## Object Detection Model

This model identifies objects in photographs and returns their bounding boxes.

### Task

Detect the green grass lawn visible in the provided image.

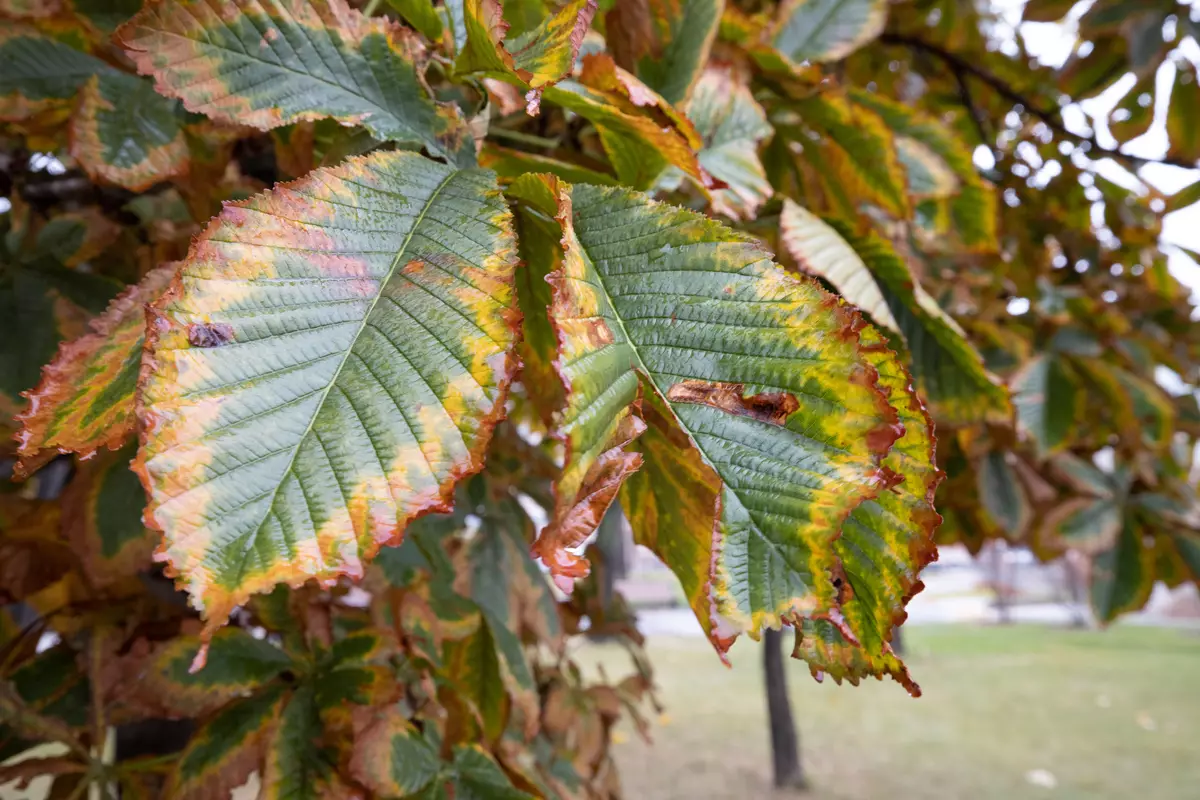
[579,625,1200,800]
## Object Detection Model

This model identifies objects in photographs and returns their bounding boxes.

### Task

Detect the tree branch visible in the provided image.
[880,32,1199,172]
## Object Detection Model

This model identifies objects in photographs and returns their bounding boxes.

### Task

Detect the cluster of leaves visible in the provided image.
[2,0,1199,795]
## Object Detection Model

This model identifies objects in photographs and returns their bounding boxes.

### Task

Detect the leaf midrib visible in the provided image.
[572,218,825,609]
[230,168,458,584]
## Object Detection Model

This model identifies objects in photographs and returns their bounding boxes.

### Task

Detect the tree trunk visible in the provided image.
[890,624,905,656]
[763,628,806,790]
[988,542,1012,624]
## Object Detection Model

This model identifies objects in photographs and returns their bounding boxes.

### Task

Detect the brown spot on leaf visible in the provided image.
[187,322,235,348]
[666,380,799,426]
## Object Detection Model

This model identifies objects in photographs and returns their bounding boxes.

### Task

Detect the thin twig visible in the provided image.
[879,32,1199,171]
[487,127,563,149]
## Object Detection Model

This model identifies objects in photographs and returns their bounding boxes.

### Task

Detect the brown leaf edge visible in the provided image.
[14,263,179,479]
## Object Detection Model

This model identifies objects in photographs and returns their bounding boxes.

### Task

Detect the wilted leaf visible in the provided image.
[17,264,176,478]
[772,0,888,65]
[542,53,708,190]
[117,0,470,161]
[136,151,519,647]
[686,64,774,221]
[145,628,293,717]
[165,684,287,800]
[607,0,722,105]
[793,325,939,695]
[456,0,597,114]
[535,180,919,663]
[349,707,441,797]
[778,201,1011,425]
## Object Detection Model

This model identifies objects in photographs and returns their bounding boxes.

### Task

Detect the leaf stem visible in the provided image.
[487,127,562,149]
[363,0,382,16]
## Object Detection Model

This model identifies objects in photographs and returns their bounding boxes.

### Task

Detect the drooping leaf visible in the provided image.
[117,0,470,161]
[606,0,722,105]
[792,325,939,696]
[444,619,510,743]
[541,53,708,190]
[686,64,774,221]
[778,201,1011,425]
[533,179,919,662]
[16,264,176,478]
[70,72,190,191]
[772,0,888,65]
[1012,354,1083,457]
[166,684,288,800]
[59,442,155,589]
[1039,453,1124,555]
[136,151,519,646]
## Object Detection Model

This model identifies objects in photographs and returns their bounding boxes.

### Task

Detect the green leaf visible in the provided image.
[17,264,176,478]
[135,151,519,646]
[444,620,509,743]
[977,450,1031,539]
[534,179,927,670]
[1168,65,1200,165]
[70,72,191,191]
[687,64,774,221]
[167,685,288,800]
[606,0,722,105]
[1012,354,1083,457]
[1022,0,1077,22]
[1090,517,1154,623]
[772,0,888,64]
[896,136,958,200]
[117,0,470,161]
[778,201,1011,425]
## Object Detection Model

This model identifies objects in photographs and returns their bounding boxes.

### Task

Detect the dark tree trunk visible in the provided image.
[763,628,806,790]
[596,503,627,609]
[890,624,905,656]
